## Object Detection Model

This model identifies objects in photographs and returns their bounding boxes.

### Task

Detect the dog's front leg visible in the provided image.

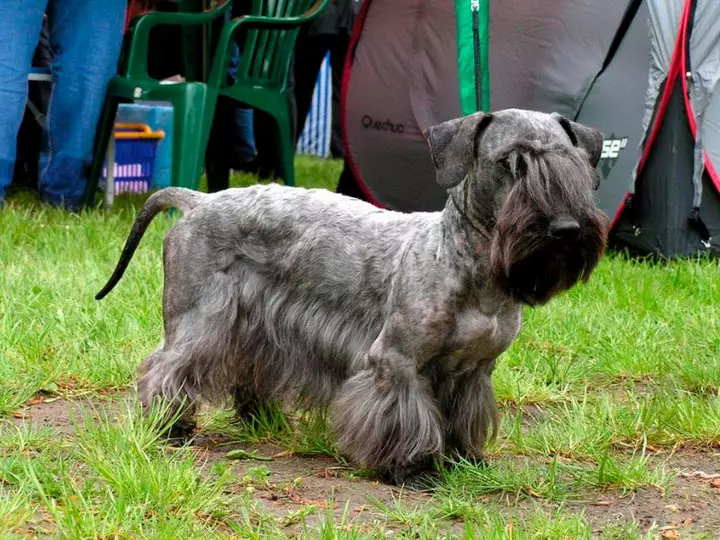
[439,360,498,466]
[332,328,444,487]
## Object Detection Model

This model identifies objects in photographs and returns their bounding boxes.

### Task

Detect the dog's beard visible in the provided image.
[489,205,607,306]
[487,150,608,306]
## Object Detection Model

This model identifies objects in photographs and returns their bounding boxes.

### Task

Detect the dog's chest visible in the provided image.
[447,305,522,363]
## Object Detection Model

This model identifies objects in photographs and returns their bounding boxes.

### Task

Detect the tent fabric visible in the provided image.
[685,0,720,201]
[621,0,720,203]
[342,0,463,211]
[487,1,630,117]
[702,83,720,193]
[639,0,682,147]
[610,0,720,256]
[342,0,720,257]
[574,0,651,221]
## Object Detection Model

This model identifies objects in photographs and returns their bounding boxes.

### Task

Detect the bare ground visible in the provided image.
[10,394,720,538]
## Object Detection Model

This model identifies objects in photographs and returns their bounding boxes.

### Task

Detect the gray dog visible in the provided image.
[96,108,607,486]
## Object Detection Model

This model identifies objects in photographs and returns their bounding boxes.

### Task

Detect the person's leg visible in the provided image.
[13,17,54,193]
[329,34,350,159]
[336,160,367,202]
[205,12,237,192]
[287,51,298,148]
[41,0,125,209]
[293,33,331,145]
[225,39,256,169]
[231,105,256,169]
[0,3,47,203]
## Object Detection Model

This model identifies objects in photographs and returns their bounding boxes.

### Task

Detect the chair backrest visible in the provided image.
[236,0,322,90]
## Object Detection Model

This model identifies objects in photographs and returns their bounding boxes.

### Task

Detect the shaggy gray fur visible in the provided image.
[96,108,608,486]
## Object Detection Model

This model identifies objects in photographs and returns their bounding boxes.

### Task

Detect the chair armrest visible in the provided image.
[241,0,330,27]
[123,1,234,78]
[206,0,330,86]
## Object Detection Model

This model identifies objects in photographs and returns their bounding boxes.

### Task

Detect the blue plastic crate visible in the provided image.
[116,103,174,189]
[102,123,165,194]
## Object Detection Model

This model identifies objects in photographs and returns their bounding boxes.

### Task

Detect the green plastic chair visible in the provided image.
[205,0,329,188]
[84,0,329,208]
[83,1,233,208]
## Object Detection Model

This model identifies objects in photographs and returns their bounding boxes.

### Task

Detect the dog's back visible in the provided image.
[193,184,437,307]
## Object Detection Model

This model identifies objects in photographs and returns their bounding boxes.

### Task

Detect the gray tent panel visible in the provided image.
[344,0,461,212]
[343,0,720,257]
[488,1,630,116]
[635,0,683,185]
[575,1,651,219]
[687,0,720,206]
[689,0,720,125]
[701,83,720,191]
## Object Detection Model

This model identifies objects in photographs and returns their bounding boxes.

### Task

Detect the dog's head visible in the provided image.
[423,108,608,306]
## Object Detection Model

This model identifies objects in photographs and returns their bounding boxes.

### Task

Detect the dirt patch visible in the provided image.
[10,396,720,536]
[571,452,720,537]
[11,392,132,436]
[11,394,431,531]
[195,438,432,531]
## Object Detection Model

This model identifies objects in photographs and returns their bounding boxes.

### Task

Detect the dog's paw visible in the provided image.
[389,469,442,492]
[162,420,197,445]
[382,461,442,492]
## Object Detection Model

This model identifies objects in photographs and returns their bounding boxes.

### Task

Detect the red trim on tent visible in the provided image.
[609,193,632,228]
[340,0,384,208]
[610,0,692,230]
[678,2,720,196]
[610,0,720,230]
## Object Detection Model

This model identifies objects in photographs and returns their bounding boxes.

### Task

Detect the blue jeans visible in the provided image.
[0,0,126,209]
[225,23,256,164]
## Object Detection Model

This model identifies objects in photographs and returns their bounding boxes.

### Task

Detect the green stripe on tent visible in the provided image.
[455,0,490,115]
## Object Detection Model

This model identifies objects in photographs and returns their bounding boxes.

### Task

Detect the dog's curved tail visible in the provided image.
[95,187,203,300]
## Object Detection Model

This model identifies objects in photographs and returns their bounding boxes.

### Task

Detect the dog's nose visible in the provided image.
[549,217,581,239]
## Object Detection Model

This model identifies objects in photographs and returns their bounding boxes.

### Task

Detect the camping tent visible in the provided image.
[341,0,720,258]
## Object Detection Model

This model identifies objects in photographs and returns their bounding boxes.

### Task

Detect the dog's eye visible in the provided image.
[498,157,511,173]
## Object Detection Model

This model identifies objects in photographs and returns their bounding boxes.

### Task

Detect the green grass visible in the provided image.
[1,155,719,537]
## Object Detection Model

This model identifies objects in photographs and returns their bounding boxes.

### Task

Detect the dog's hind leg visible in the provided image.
[140,222,239,440]
[332,337,445,487]
[137,347,199,442]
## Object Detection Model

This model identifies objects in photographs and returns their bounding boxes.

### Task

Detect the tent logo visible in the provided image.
[598,134,628,178]
[361,115,405,134]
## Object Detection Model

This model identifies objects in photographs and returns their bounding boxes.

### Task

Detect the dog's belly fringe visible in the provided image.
[196,266,385,409]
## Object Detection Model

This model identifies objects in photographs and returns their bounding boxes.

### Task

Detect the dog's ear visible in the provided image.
[551,113,604,169]
[423,112,493,189]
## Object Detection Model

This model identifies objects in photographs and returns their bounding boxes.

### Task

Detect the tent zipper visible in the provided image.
[471,0,482,111]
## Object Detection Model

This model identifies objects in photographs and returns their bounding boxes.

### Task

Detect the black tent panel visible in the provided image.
[574,0,651,220]
[612,81,720,257]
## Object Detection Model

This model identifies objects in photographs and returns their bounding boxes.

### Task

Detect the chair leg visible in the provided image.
[275,109,295,187]
[83,95,122,208]
[166,84,215,190]
[205,96,241,192]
